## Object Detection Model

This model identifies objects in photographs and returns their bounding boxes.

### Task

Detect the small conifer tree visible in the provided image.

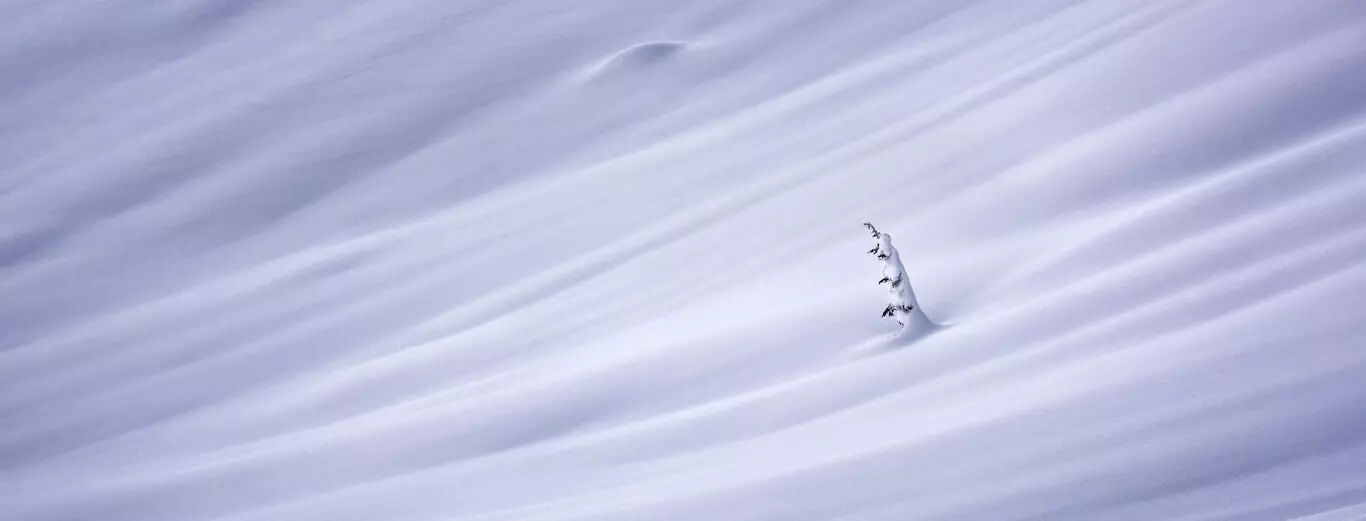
[864,223,927,332]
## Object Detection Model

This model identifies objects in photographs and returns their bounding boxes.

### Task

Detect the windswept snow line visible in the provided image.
[828,223,1366,422]
[0,161,827,490]
[0,232,385,376]
[4,298,863,521]
[1168,471,1366,521]
[624,2,1191,208]
[351,248,1366,521]
[619,222,1366,449]
[776,0,1194,187]
[971,116,1366,309]
[930,15,1366,209]
[336,165,827,358]
[992,165,1366,316]
[1288,502,1366,521]
[4,2,499,189]
[852,373,1366,521]
[418,360,1366,521]
[200,244,1366,521]
[449,279,1366,521]
[3,117,808,407]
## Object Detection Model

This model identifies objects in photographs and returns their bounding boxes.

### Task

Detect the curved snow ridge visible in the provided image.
[580,40,693,80]
[5,1,1366,520]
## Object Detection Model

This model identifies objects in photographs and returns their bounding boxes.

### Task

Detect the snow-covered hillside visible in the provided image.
[4,1,1366,519]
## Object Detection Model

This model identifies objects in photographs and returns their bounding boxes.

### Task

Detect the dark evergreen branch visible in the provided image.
[863,222,881,238]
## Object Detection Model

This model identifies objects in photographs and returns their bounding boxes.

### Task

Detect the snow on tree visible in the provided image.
[864,222,928,333]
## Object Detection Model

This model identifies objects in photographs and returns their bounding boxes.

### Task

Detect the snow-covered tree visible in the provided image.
[864,222,928,332]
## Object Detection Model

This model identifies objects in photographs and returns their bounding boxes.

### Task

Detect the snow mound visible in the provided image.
[582,40,691,80]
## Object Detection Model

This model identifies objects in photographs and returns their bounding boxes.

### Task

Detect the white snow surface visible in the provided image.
[4,1,1366,520]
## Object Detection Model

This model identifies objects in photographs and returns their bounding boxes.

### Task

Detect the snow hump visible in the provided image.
[583,40,690,79]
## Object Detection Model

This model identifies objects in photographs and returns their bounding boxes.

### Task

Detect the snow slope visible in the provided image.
[4,1,1366,519]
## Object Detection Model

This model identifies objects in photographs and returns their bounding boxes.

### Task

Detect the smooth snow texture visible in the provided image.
[3,1,1366,520]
